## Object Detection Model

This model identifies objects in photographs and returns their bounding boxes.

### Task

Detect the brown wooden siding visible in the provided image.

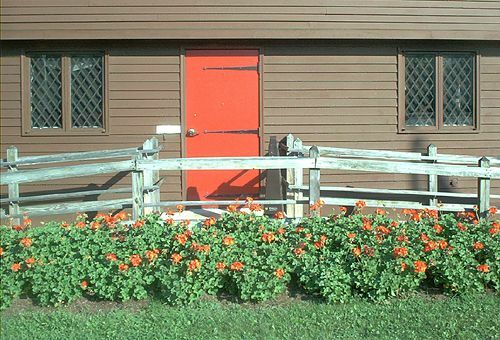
[262,42,500,196]
[1,40,499,216]
[2,1,500,41]
[0,42,183,204]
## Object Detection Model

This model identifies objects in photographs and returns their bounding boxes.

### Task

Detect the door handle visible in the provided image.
[186,128,198,137]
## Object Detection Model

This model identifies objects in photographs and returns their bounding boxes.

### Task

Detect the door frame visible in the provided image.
[180,46,265,200]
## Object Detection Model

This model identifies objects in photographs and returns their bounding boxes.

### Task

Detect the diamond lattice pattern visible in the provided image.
[71,56,104,128]
[30,55,63,129]
[405,54,436,127]
[443,54,474,126]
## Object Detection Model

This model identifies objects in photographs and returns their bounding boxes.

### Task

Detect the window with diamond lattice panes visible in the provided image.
[71,56,104,128]
[30,55,63,129]
[404,54,436,127]
[443,54,474,126]
[399,51,477,132]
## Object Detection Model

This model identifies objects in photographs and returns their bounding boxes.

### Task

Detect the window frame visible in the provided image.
[397,49,480,134]
[21,50,109,136]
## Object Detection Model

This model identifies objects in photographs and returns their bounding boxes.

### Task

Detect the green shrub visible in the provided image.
[0,202,498,310]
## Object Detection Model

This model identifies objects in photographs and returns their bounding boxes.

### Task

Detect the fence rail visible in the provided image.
[1,135,498,222]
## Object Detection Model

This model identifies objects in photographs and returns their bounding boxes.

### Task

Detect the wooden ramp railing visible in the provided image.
[1,135,499,223]
[283,134,500,218]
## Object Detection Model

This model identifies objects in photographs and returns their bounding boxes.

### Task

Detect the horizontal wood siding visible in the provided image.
[0,42,182,207]
[262,42,500,197]
[2,1,500,41]
[1,40,499,220]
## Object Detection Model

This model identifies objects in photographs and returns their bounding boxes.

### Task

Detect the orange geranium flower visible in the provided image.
[81,281,88,289]
[375,208,386,215]
[489,222,500,235]
[396,234,409,243]
[489,206,498,215]
[171,253,182,264]
[347,233,356,240]
[355,200,366,209]
[274,211,285,219]
[339,206,348,214]
[230,261,244,271]
[313,241,324,249]
[145,250,158,262]
[420,233,429,242]
[390,221,399,228]
[226,205,238,213]
[0,247,3,256]
[393,247,409,258]
[473,242,484,250]
[362,218,373,231]
[457,222,467,231]
[276,228,286,235]
[477,264,490,273]
[424,241,437,252]
[216,262,226,271]
[25,257,35,265]
[129,254,142,267]
[106,253,118,261]
[262,233,276,243]
[175,233,189,245]
[188,259,201,271]
[295,226,304,233]
[118,263,129,272]
[352,247,362,257]
[132,220,144,228]
[114,211,128,220]
[222,236,235,246]
[90,221,101,230]
[438,240,449,250]
[20,237,32,248]
[176,204,184,213]
[203,217,216,227]
[433,224,443,234]
[75,221,86,229]
[23,217,32,227]
[376,226,390,235]
[414,260,427,273]
[275,268,285,279]
[11,263,21,272]
[294,248,305,256]
[401,262,407,272]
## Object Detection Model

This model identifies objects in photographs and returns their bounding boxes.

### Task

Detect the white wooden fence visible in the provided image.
[1,135,499,223]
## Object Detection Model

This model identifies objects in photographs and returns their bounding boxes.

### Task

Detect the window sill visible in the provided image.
[22,128,109,137]
[398,127,480,134]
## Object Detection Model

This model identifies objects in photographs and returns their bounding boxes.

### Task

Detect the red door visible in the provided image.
[185,50,260,201]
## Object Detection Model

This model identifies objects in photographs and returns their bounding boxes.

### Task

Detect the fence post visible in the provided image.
[293,137,304,218]
[309,145,320,216]
[7,146,20,225]
[132,154,144,220]
[285,134,296,218]
[143,138,160,214]
[477,157,490,219]
[427,144,438,207]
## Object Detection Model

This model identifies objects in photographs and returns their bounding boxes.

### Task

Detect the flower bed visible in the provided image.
[1,202,498,309]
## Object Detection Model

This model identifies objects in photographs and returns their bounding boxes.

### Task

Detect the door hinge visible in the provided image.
[203,65,258,72]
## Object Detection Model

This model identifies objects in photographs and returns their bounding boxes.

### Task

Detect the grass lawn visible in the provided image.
[1,294,499,339]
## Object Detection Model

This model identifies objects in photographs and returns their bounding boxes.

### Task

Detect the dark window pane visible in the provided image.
[71,55,104,128]
[443,54,474,126]
[30,55,63,129]
[405,54,436,127]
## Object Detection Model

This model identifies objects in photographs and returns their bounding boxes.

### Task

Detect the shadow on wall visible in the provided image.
[0,171,130,221]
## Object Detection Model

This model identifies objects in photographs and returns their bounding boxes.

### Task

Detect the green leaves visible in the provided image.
[0,210,498,309]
